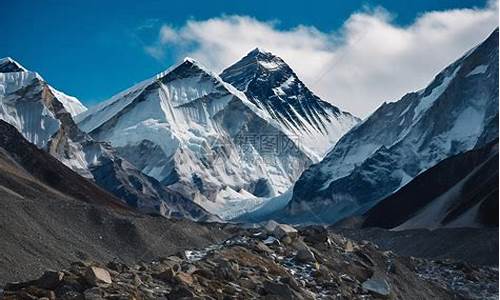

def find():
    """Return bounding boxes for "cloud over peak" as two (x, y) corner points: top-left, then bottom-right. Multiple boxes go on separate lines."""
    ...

(146, 2), (498, 117)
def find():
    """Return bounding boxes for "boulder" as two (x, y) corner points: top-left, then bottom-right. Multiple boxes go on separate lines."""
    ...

(272, 223), (298, 241)
(300, 226), (328, 244)
(362, 276), (391, 297)
(294, 243), (316, 263)
(254, 241), (273, 254)
(85, 266), (112, 286)
(264, 220), (280, 233)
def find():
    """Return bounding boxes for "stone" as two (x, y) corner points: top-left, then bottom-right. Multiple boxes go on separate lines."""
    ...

(362, 276), (391, 297)
(293, 241), (316, 263)
(272, 223), (298, 241)
(153, 264), (181, 282)
(85, 266), (112, 286)
(254, 241), (273, 254)
(344, 240), (354, 252)
(262, 236), (279, 245)
(35, 270), (64, 290)
(264, 220), (280, 233)
(300, 226), (328, 244)
(355, 250), (375, 267)
(175, 272), (194, 286)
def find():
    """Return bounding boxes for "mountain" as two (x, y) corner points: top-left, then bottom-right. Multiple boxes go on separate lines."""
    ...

(359, 139), (498, 230)
(0, 57), (212, 221)
(0, 119), (231, 283)
(278, 28), (499, 224)
(0, 119), (124, 208)
(0, 57), (87, 147)
(76, 58), (326, 219)
(220, 48), (360, 159)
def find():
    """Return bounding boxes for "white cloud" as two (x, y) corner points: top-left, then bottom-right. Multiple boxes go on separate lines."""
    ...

(146, 2), (498, 118)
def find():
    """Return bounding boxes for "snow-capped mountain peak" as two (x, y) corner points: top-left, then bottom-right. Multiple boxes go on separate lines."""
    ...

(278, 28), (499, 225)
(0, 57), (87, 117)
(0, 57), (28, 73)
(245, 47), (287, 71)
(76, 55), (320, 218)
(220, 49), (360, 159)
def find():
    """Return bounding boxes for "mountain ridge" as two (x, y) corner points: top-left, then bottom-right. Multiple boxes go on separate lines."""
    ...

(245, 28), (499, 225)
(75, 53), (354, 218)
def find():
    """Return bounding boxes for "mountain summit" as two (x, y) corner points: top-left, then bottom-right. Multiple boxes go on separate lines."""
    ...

(76, 57), (320, 218)
(220, 49), (359, 159)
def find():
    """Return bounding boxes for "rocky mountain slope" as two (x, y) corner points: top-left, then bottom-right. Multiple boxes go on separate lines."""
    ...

(220, 48), (360, 159)
(279, 28), (499, 224)
(0, 119), (231, 284)
(359, 140), (498, 230)
(2, 222), (497, 299)
(76, 57), (339, 219)
(0, 59), (212, 220)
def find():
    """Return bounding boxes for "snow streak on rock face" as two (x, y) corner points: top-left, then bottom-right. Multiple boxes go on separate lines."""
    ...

(77, 58), (320, 218)
(284, 29), (499, 224)
(220, 48), (360, 160)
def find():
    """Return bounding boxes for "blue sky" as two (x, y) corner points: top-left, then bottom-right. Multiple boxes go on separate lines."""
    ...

(1, 0), (496, 116)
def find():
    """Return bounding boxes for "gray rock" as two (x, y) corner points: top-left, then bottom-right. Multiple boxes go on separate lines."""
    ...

(294, 242), (316, 263)
(273, 223), (298, 241)
(85, 266), (112, 286)
(362, 276), (391, 297)
(264, 220), (281, 233)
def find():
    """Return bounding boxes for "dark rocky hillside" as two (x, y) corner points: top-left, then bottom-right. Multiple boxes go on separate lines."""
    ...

(0, 120), (231, 285)
(362, 139), (499, 230)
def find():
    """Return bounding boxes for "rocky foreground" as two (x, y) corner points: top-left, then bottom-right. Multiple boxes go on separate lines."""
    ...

(1, 222), (498, 300)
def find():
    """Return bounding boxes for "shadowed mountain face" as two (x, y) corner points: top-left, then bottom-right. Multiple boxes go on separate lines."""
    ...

(360, 140), (498, 230)
(0, 119), (230, 284)
(279, 29), (499, 224)
(0, 59), (213, 221)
